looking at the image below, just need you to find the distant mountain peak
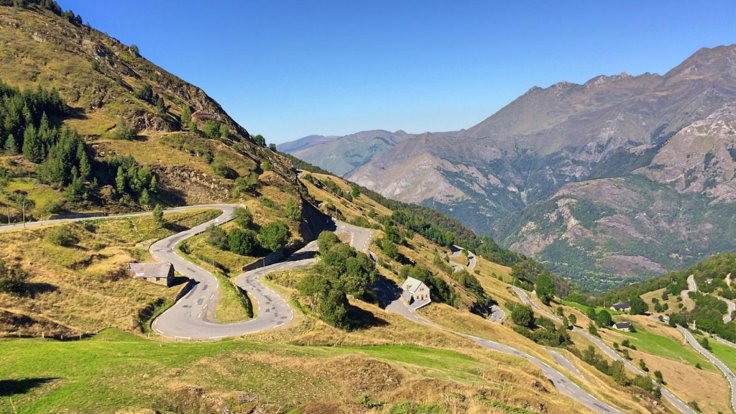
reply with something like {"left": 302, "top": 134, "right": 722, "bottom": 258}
{"left": 665, "top": 43, "right": 736, "bottom": 82}
{"left": 281, "top": 43, "right": 736, "bottom": 287}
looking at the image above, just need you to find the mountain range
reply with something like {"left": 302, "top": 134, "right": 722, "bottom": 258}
{"left": 280, "top": 44, "right": 736, "bottom": 291}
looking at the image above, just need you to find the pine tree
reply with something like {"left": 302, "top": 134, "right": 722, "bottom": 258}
{"left": 155, "top": 96, "right": 166, "bottom": 115}
{"left": 153, "top": 204, "right": 164, "bottom": 227}
{"left": 115, "top": 166, "right": 126, "bottom": 194}
{"left": 22, "top": 124, "right": 43, "bottom": 163}
{"left": 78, "top": 146, "right": 91, "bottom": 180}
{"left": 5, "top": 134, "right": 18, "bottom": 155}
{"left": 180, "top": 106, "right": 191, "bottom": 128}
{"left": 38, "top": 112, "right": 51, "bottom": 143}
{"left": 139, "top": 188, "right": 150, "bottom": 206}
{"left": 148, "top": 175, "right": 157, "bottom": 193}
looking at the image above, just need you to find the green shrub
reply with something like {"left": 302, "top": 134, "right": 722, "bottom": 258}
{"left": 258, "top": 221, "right": 289, "bottom": 252}
{"left": 46, "top": 225, "right": 78, "bottom": 247}
{"left": 509, "top": 303, "right": 535, "bottom": 328}
{"left": 213, "top": 162, "right": 238, "bottom": 179}
{"left": 234, "top": 207, "right": 253, "bottom": 228}
{"left": 227, "top": 228, "right": 258, "bottom": 256}
{"left": 207, "top": 225, "right": 227, "bottom": 249}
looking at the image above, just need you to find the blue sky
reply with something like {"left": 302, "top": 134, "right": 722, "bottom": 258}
{"left": 62, "top": 1, "right": 736, "bottom": 143}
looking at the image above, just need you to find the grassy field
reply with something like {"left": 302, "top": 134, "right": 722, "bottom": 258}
{"left": 0, "top": 328, "right": 573, "bottom": 414}
{"left": 710, "top": 341, "right": 736, "bottom": 370}
{"left": 619, "top": 329, "right": 713, "bottom": 368}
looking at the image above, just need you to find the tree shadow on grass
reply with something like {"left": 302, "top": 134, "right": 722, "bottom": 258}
{"left": 7, "top": 282, "right": 58, "bottom": 298}
{"left": 0, "top": 378, "right": 58, "bottom": 397}
{"left": 163, "top": 222, "right": 187, "bottom": 233}
{"left": 347, "top": 305, "right": 388, "bottom": 331}
{"left": 372, "top": 276, "right": 403, "bottom": 310}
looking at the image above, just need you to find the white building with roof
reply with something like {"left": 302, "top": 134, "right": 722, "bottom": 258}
{"left": 400, "top": 277, "right": 431, "bottom": 310}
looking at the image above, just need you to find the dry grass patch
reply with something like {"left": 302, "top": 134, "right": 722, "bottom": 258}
{"left": 0, "top": 209, "right": 219, "bottom": 334}
{"left": 632, "top": 348, "right": 730, "bottom": 414}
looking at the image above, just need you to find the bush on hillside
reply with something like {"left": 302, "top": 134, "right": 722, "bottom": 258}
{"left": 227, "top": 228, "right": 258, "bottom": 256}
{"left": 258, "top": 221, "right": 289, "bottom": 252}
{"left": 46, "top": 225, "right": 78, "bottom": 247}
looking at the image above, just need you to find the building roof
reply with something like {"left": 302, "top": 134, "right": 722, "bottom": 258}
{"left": 401, "top": 277, "right": 427, "bottom": 294}
{"left": 129, "top": 262, "right": 173, "bottom": 279}
{"left": 615, "top": 322, "right": 632, "bottom": 329}
{"left": 611, "top": 302, "right": 631, "bottom": 310}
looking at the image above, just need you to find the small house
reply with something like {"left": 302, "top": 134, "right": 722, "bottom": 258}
{"left": 400, "top": 277, "right": 431, "bottom": 310}
{"left": 128, "top": 262, "right": 175, "bottom": 287}
{"left": 610, "top": 302, "right": 631, "bottom": 312}
{"left": 613, "top": 322, "right": 632, "bottom": 332}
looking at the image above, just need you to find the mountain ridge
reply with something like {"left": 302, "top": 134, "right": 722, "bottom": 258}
{"left": 281, "top": 44, "right": 736, "bottom": 290}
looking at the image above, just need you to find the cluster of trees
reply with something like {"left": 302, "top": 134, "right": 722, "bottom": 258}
{"left": 178, "top": 106, "right": 229, "bottom": 139}
{"left": 399, "top": 264, "right": 455, "bottom": 305}
{"left": 586, "top": 307, "right": 614, "bottom": 328}
{"left": 106, "top": 156, "right": 158, "bottom": 205}
{"left": 208, "top": 207, "right": 289, "bottom": 256}
{"left": 1, "top": 80, "right": 66, "bottom": 151}
{"left": 511, "top": 258, "right": 571, "bottom": 298}
{"left": 0, "top": 81, "right": 100, "bottom": 200}
{"left": 375, "top": 222, "right": 406, "bottom": 261}
{"left": 535, "top": 274, "right": 555, "bottom": 305}
{"left": 508, "top": 303, "right": 572, "bottom": 347}
{"left": 669, "top": 293, "right": 736, "bottom": 340}
{"left": 452, "top": 269, "right": 494, "bottom": 314}
{"left": 578, "top": 345, "right": 660, "bottom": 397}
{"left": 134, "top": 84, "right": 168, "bottom": 116}
{"left": 298, "top": 232, "right": 377, "bottom": 329}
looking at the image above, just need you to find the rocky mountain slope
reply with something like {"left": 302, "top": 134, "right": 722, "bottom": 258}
{"left": 282, "top": 44, "right": 736, "bottom": 291}
{"left": 0, "top": 1, "right": 299, "bottom": 222}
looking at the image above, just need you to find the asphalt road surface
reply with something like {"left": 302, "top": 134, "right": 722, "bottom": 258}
{"left": 449, "top": 245, "right": 476, "bottom": 271}
{"left": 681, "top": 274, "right": 697, "bottom": 310}
{"left": 678, "top": 326, "right": 736, "bottom": 413}
{"left": 548, "top": 348, "right": 585, "bottom": 380}
{"left": 717, "top": 295, "right": 736, "bottom": 324}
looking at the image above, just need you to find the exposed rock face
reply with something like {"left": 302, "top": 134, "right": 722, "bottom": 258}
{"left": 282, "top": 45, "right": 736, "bottom": 290}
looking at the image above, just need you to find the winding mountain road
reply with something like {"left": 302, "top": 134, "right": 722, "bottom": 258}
{"left": 678, "top": 326, "right": 736, "bottom": 413}
{"left": 449, "top": 245, "right": 477, "bottom": 271}
{"left": 3, "top": 206, "right": 634, "bottom": 413}
{"left": 681, "top": 274, "right": 697, "bottom": 310}
{"left": 511, "top": 286, "right": 697, "bottom": 414}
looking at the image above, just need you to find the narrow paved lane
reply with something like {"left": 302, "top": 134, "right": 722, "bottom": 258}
{"left": 548, "top": 348, "right": 586, "bottom": 380}
{"left": 681, "top": 274, "right": 697, "bottom": 310}
{"left": 678, "top": 326, "right": 736, "bottom": 413}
